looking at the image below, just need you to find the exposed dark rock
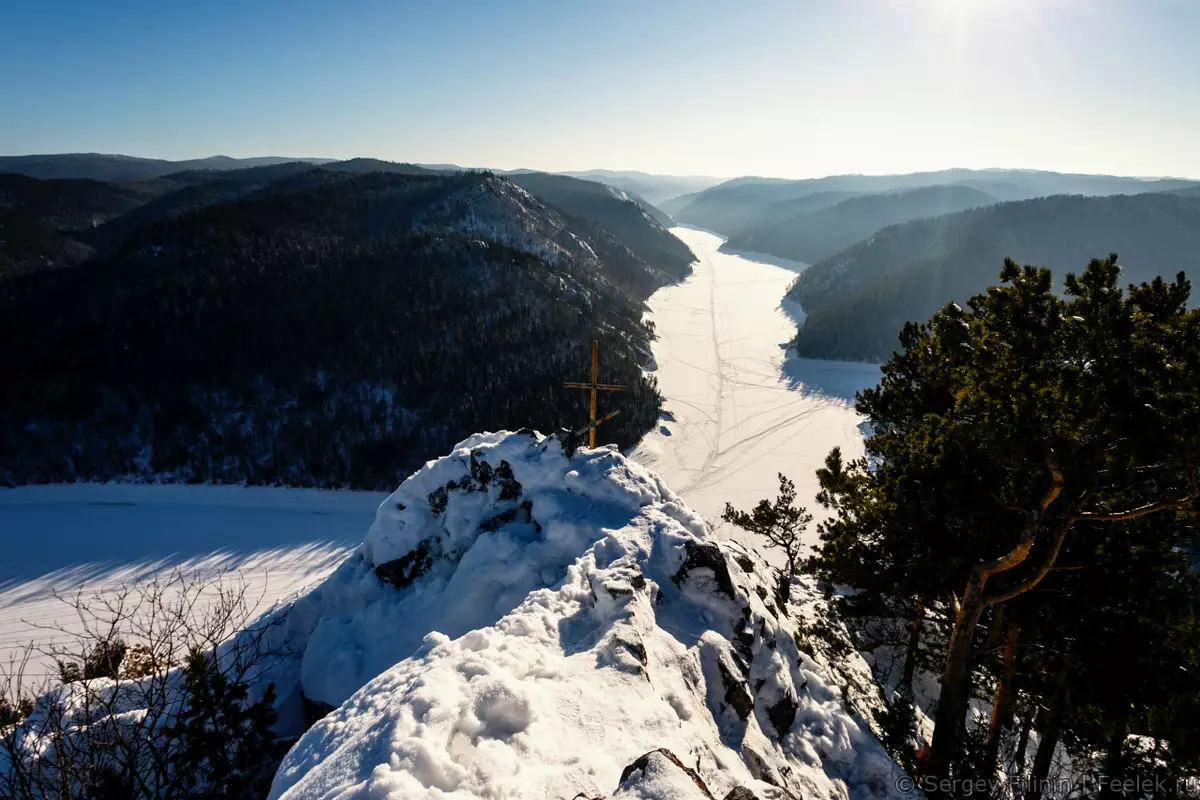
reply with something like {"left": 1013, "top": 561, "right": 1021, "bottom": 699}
{"left": 734, "top": 554, "right": 755, "bottom": 573}
{"left": 428, "top": 452, "right": 525, "bottom": 521}
{"left": 375, "top": 539, "right": 434, "bottom": 590}
{"left": 301, "top": 692, "right": 335, "bottom": 728}
{"left": 555, "top": 428, "right": 580, "bottom": 458}
{"left": 741, "top": 746, "right": 782, "bottom": 787}
{"left": 723, "top": 788, "right": 760, "bottom": 800}
{"left": 631, "top": 574, "right": 647, "bottom": 591}
{"left": 469, "top": 450, "right": 495, "bottom": 487}
{"left": 480, "top": 498, "right": 534, "bottom": 532}
{"left": 766, "top": 691, "right": 798, "bottom": 740}
{"left": 494, "top": 459, "right": 522, "bottom": 500}
{"left": 730, "top": 648, "right": 750, "bottom": 678}
{"left": 718, "top": 658, "right": 754, "bottom": 720}
{"left": 616, "top": 636, "right": 648, "bottom": 666}
{"left": 605, "top": 581, "right": 635, "bottom": 597}
{"left": 427, "top": 484, "right": 450, "bottom": 515}
{"left": 672, "top": 541, "right": 737, "bottom": 600}
{"left": 617, "top": 749, "right": 715, "bottom": 799}
{"left": 734, "top": 621, "right": 755, "bottom": 668}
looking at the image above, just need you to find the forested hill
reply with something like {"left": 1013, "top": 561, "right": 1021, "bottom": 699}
{"left": 721, "top": 185, "right": 998, "bottom": 264}
{"left": 787, "top": 192, "right": 1200, "bottom": 362}
{"left": 506, "top": 171, "right": 693, "bottom": 277}
{"left": 0, "top": 170, "right": 686, "bottom": 489}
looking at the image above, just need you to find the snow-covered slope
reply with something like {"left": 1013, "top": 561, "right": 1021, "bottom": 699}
{"left": 257, "top": 431, "right": 906, "bottom": 799}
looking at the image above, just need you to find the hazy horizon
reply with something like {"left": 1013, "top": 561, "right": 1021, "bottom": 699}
{"left": 4, "top": 153, "right": 1197, "bottom": 184}
{"left": 4, "top": 0, "right": 1199, "bottom": 179}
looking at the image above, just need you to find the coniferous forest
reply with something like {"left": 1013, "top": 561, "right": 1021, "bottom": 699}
{"left": 785, "top": 193, "right": 1200, "bottom": 363}
{"left": 0, "top": 166, "right": 694, "bottom": 488}
{"left": 782, "top": 257, "right": 1200, "bottom": 792}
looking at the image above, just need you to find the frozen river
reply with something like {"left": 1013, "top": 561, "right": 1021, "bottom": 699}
{"left": 0, "top": 226, "right": 880, "bottom": 674}
{"left": 632, "top": 227, "right": 882, "bottom": 546}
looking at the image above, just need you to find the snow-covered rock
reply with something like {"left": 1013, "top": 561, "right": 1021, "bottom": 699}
{"left": 259, "top": 430, "right": 908, "bottom": 800}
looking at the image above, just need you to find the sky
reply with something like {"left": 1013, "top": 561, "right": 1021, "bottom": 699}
{"left": 3, "top": 0, "right": 1198, "bottom": 179}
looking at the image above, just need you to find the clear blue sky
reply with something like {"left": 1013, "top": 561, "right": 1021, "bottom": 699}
{"left": 3, "top": 0, "right": 1198, "bottom": 178}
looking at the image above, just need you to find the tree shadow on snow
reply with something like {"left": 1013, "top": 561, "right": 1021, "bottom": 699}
{"left": 780, "top": 351, "right": 883, "bottom": 405}
{"left": 0, "top": 501, "right": 369, "bottom": 595}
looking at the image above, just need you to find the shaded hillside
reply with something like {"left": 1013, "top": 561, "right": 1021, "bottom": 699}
{"left": 0, "top": 209, "right": 96, "bottom": 277}
{"left": 0, "top": 172, "right": 675, "bottom": 488}
{"left": 722, "top": 185, "right": 997, "bottom": 264}
{"left": 0, "top": 173, "right": 164, "bottom": 277}
{"left": 787, "top": 193, "right": 1200, "bottom": 362}
{"left": 80, "top": 162, "right": 340, "bottom": 253}
{"left": 0, "top": 153, "right": 329, "bottom": 182}
{"left": 0, "top": 173, "right": 157, "bottom": 229}
{"left": 658, "top": 190, "right": 702, "bottom": 218}
{"left": 506, "top": 172, "right": 694, "bottom": 278}
{"left": 672, "top": 168, "right": 1195, "bottom": 237}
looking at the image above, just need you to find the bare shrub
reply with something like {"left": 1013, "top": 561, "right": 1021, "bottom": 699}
{"left": 0, "top": 570, "right": 290, "bottom": 799}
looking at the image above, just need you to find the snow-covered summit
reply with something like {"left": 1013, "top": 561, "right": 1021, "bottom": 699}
{"left": 260, "top": 430, "right": 906, "bottom": 800}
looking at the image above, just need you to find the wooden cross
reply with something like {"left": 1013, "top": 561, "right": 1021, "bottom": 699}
{"left": 565, "top": 340, "right": 626, "bottom": 448}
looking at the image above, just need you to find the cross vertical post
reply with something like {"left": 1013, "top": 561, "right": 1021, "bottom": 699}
{"left": 589, "top": 340, "right": 599, "bottom": 447}
{"left": 565, "top": 339, "right": 627, "bottom": 449}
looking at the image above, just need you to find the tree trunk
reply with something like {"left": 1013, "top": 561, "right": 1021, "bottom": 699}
{"left": 1101, "top": 706, "right": 1129, "bottom": 798}
{"left": 924, "top": 574, "right": 987, "bottom": 786}
{"left": 901, "top": 598, "right": 926, "bottom": 692}
{"left": 983, "top": 617, "right": 1021, "bottom": 772}
{"left": 1026, "top": 650, "right": 1074, "bottom": 800}
{"left": 1015, "top": 708, "right": 1033, "bottom": 775}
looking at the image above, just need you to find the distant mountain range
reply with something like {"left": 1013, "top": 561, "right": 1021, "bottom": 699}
{"left": 0, "top": 153, "right": 703, "bottom": 224}
{"left": 552, "top": 170, "right": 724, "bottom": 205}
{"left": 0, "top": 161, "right": 695, "bottom": 488}
{"left": 722, "top": 184, "right": 999, "bottom": 265}
{"left": 0, "top": 153, "right": 334, "bottom": 182}
{"left": 786, "top": 192, "right": 1200, "bottom": 362}
{"left": 666, "top": 168, "right": 1196, "bottom": 239}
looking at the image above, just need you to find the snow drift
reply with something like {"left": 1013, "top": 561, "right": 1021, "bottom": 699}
{"left": 255, "top": 430, "right": 906, "bottom": 799}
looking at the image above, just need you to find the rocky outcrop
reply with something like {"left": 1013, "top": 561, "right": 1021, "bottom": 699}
{"left": 616, "top": 749, "right": 716, "bottom": 799}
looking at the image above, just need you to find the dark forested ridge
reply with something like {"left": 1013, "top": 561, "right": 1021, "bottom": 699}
{"left": 721, "top": 185, "right": 998, "bottom": 264}
{"left": 786, "top": 192, "right": 1200, "bottom": 362}
{"left": 0, "top": 173, "right": 163, "bottom": 277}
{"left": 0, "top": 168, "right": 693, "bottom": 489}
{"left": 506, "top": 172, "right": 694, "bottom": 278}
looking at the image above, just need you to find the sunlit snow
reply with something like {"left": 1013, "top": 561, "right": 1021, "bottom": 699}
{"left": 633, "top": 227, "right": 882, "bottom": 546}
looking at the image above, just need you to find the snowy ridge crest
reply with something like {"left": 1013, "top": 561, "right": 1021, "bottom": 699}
{"left": 261, "top": 431, "right": 906, "bottom": 800}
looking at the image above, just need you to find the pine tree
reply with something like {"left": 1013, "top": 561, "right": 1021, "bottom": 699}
{"left": 166, "top": 648, "right": 281, "bottom": 799}
{"left": 722, "top": 473, "right": 812, "bottom": 603}
{"left": 811, "top": 255, "right": 1200, "bottom": 790}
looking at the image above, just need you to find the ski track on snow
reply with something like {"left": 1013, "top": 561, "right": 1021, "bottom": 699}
{"left": 631, "top": 227, "right": 883, "bottom": 554}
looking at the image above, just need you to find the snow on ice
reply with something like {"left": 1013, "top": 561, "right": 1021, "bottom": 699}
{"left": 632, "top": 228, "right": 882, "bottom": 549}
{"left": 0, "top": 484, "right": 386, "bottom": 678}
